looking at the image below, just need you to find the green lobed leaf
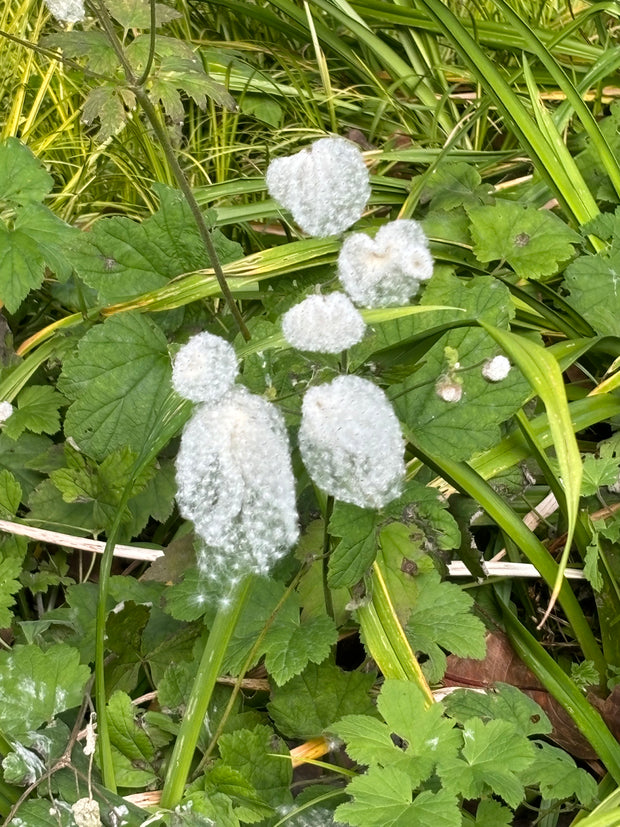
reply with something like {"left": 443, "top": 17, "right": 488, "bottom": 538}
{"left": 82, "top": 85, "right": 136, "bottom": 143}
{"left": 14, "top": 203, "right": 78, "bottom": 281}
{"left": 44, "top": 30, "right": 119, "bottom": 74}
{"left": 218, "top": 724, "right": 292, "bottom": 810}
{"left": 439, "top": 718, "right": 534, "bottom": 807}
{"left": 468, "top": 200, "right": 579, "bottom": 279}
{"left": 443, "top": 682, "right": 552, "bottom": 738}
{"left": 335, "top": 771, "right": 461, "bottom": 827}
{"left": 0, "top": 468, "right": 22, "bottom": 517}
{"left": 0, "top": 138, "right": 53, "bottom": 206}
{"left": 0, "top": 643, "right": 90, "bottom": 736}
{"left": 424, "top": 162, "right": 492, "bottom": 211}
{"left": 389, "top": 272, "right": 530, "bottom": 461}
{"left": 0, "top": 224, "right": 45, "bottom": 314}
{"left": 564, "top": 250, "right": 620, "bottom": 337}
{"left": 3, "top": 385, "right": 64, "bottom": 440}
{"left": 328, "top": 504, "right": 378, "bottom": 589}
{"left": 474, "top": 799, "right": 513, "bottom": 826}
{"left": 263, "top": 613, "right": 338, "bottom": 686}
{"left": 0, "top": 554, "right": 24, "bottom": 628}
{"left": 70, "top": 184, "right": 242, "bottom": 303}
{"left": 522, "top": 741, "right": 597, "bottom": 806}
{"left": 58, "top": 313, "right": 172, "bottom": 461}
{"left": 104, "top": 0, "right": 181, "bottom": 28}
{"left": 268, "top": 661, "right": 376, "bottom": 739}
{"left": 405, "top": 574, "right": 486, "bottom": 683}
{"left": 3, "top": 798, "right": 78, "bottom": 826}
{"left": 334, "top": 680, "right": 461, "bottom": 787}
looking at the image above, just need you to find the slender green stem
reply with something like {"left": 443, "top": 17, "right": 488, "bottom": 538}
{"left": 133, "top": 88, "right": 250, "bottom": 341}
{"left": 95, "top": 395, "right": 190, "bottom": 791}
{"left": 136, "top": 0, "right": 157, "bottom": 86}
{"left": 160, "top": 574, "right": 254, "bottom": 809}
{"left": 91, "top": 0, "right": 250, "bottom": 341}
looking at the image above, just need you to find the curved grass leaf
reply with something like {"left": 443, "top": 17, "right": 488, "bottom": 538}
{"left": 479, "top": 323, "right": 582, "bottom": 625}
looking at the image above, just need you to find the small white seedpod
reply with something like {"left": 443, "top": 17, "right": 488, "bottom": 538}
{"left": 0, "top": 401, "right": 13, "bottom": 424}
{"left": 171, "top": 331, "right": 238, "bottom": 404}
{"left": 282, "top": 292, "right": 366, "bottom": 353}
{"left": 482, "top": 355, "right": 511, "bottom": 382}
{"left": 266, "top": 137, "right": 370, "bottom": 237}
{"left": 338, "top": 219, "right": 433, "bottom": 307}
{"left": 435, "top": 376, "right": 463, "bottom": 403}
{"left": 299, "top": 375, "right": 405, "bottom": 509}
{"left": 72, "top": 798, "right": 102, "bottom": 827}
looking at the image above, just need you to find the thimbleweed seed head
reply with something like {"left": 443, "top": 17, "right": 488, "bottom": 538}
{"left": 265, "top": 137, "right": 370, "bottom": 237}
{"left": 175, "top": 387, "right": 298, "bottom": 585}
{"left": 299, "top": 375, "right": 405, "bottom": 509}
{"left": 0, "top": 401, "right": 13, "bottom": 424}
{"left": 337, "top": 219, "right": 433, "bottom": 307}
{"left": 45, "top": 0, "right": 85, "bottom": 22}
{"left": 71, "top": 798, "right": 101, "bottom": 827}
{"left": 482, "top": 354, "right": 511, "bottom": 382}
{"left": 435, "top": 376, "right": 463, "bottom": 403}
{"left": 171, "top": 332, "right": 238, "bottom": 404}
{"left": 282, "top": 292, "right": 366, "bottom": 353}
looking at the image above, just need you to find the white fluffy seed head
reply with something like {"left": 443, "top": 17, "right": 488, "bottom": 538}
{"left": 435, "top": 376, "right": 463, "bottom": 403}
{"left": 0, "top": 401, "right": 13, "bottom": 424}
{"left": 282, "top": 292, "right": 366, "bottom": 353}
{"left": 482, "top": 355, "right": 511, "bottom": 382}
{"left": 266, "top": 137, "right": 370, "bottom": 237}
{"left": 338, "top": 219, "right": 433, "bottom": 307}
{"left": 175, "top": 387, "right": 298, "bottom": 584}
{"left": 71, "top": 798, "right": 101, "bottom": 827}
{"left": 171, "top": 332, "right": 238, "bottom": 404}
{"left": 45, "top": 0, "right": 85, "bottom": 22}
{"left": 299, "top": 375, "right": 405, "bottom": 509}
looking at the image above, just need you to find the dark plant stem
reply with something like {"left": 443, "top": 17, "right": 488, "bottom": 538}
{"left": 92, "top": 0, "right": 250, "bottom": 341}
{"left": 136, "top": 0, "right": 157, "bottom": 86}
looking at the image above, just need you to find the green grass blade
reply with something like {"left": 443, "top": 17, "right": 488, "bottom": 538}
{"left": 480, "top": 323, "right": 582, "bottom": 626}
{"left": 490, "top": 0, "right": 620, "bottom": 201}
{"left": 501, "top": 600, "right": 620, "bottom": 783}
{"left": 411, "top": 0, "right": 598, "bottom": 224}
{"left": 407, "top": 439, "right": 604, "bottom": 674}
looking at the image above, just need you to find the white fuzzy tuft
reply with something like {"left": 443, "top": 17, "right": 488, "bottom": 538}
{"left": 175, "top": 387, "right": 298, "bottom": 583}
{"left": 0, "top": 401, "right": 13, "bottom": 424}
{"left": 71, "top": 798, "right": 101, "bottom": 827}
{"left": 338, "top": 219, "right": 433, "bottom": 307}
{"left": 282, "top": 292, "right": 366, "bottom": 353}
{"left": 435, "top": 377, "right": 463, "bottom": 403}
{"left": 266, "top": 137, "right": 370, "bottom": 237}
{"left": 299, "top": 375, "right": 405, "bottom": 509}
{"left": 45, "top": 0, "right": 85, "bottom": 22}
{"left": 482, "top": 354, "right": 511, "bottom": 382}
{"left": 172, "top": 332, "right": 238, "bottom": 404}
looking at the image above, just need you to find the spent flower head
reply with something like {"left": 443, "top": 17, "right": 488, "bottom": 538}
{"left": 45, "top": 0, "right": 85, "bottom": 22}
{"left": 435, "top": 376, "right": 463, "bottom": 403}
{"left": 171, "top": 331, "right": 238, "bottom": 404}
{"left": 266, "top": 137, "right": 370, "bottom": 237}
{"left": 299, "top": 375, "right": 405, "bottom": 509}
{"left": 482, "top": 354, "right": 511, "bottom": 382}
{"left": 282, "top": 292, "right": 366, "bottom": 353}
{"left": 337, "top": 219, "right": 433, "bottom": 307}
{"left": 175, "top": 387, "right": 298, "bottom": 584}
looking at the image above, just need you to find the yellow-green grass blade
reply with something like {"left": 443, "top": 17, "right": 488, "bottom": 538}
{"left": 480, "top": 323, "right": 582, "bottom": 627}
